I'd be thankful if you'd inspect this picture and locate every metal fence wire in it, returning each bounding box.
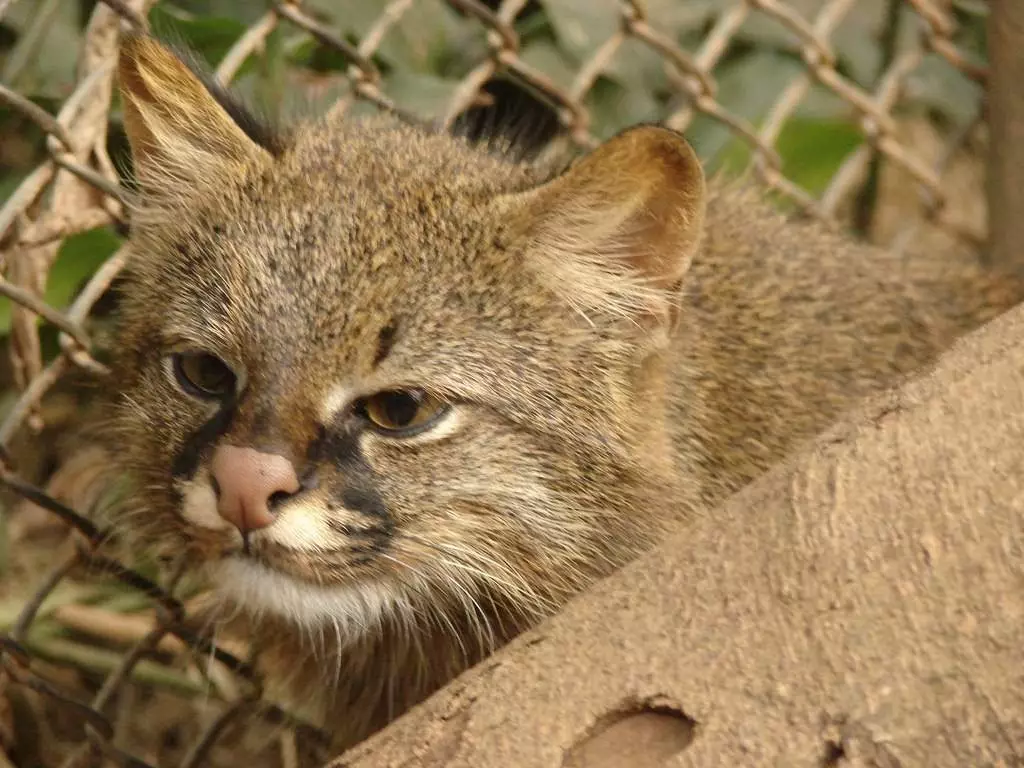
[0,0,992,765]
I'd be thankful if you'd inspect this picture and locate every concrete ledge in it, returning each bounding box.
[330,304,1024,767]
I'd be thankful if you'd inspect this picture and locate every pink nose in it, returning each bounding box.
[210,445,300,533]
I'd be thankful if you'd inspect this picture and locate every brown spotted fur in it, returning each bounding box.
[104,36,1022,753]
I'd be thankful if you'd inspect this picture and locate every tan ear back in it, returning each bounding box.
[506,125,707,327]
[118,35,268,189]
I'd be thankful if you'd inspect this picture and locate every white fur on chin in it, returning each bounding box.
[211,557,410,636]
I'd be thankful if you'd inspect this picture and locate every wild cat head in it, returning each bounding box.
[110,36,706,640]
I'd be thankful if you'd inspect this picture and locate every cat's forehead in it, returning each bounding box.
[168,210,492,355]
[201,122,526,273]
[157,194,518,375]
[283,117,534,190]
[141,120,549,387]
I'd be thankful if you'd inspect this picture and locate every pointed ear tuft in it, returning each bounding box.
[118,35,273,191]
[505,125,706,328]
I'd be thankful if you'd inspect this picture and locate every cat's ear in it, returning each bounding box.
[502,125,706,329]
[118,35,277,192]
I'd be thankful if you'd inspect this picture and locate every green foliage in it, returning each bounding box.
[778,119,864,194]
[149,5,252,68]
[0,227,122,334]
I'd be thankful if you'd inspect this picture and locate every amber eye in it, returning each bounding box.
[171,352,236,399]
[359,389,448,435]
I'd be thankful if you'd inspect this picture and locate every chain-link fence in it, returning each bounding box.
[0,0,1000,765]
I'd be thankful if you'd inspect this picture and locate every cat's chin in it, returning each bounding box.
[209,556,407,635]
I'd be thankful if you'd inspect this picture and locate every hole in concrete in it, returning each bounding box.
[821,740,846,767]
[562,700,696,768]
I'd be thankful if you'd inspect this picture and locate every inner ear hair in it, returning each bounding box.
[188,62,286,158]
[126,33,286,157]
[502,124,708,329]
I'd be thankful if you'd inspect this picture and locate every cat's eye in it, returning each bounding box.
[359,389,448,435]
[171,351,236,399]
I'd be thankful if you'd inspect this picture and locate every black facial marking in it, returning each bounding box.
[305,424,328,463]
[347,521,395,555]
[326,518,354,537]
[267,490,293,510]
[349,537,391,556]
[339,486,388,521]
[373,321,398,367]
[250,405,272,438]
[326,518,392,541]
[298,464,319,492]
[324,517,394,560]
[308,424,362,467]
[171,399,236,479]
[308,423,392,527]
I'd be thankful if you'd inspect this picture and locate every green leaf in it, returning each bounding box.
[518,40,577,91]
[306,0,468,74]
[716,117,863,197]
[730,0,823,51]
[273,68,352,119]
[952,2,988,59]
[165,0,269,26]
[0,170,29,203]
[605,37,671,96]
[831,2,921,88]
[3,0,81,98]
[776,118,863,194]
[46,228,122,313]
[686,50,806,164]
[586,77,662,141]
[904,54,983,125]
[644,0,718,33]
[148,5,251,70]
[0,227,122,335]
[830,22,882,87]
[537,1,673,94]
[384,70,463,120]
[300,0,383,34]
[539,0,618,63]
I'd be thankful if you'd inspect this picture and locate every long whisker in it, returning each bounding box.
[399,532,554,615]
[377,549,477,658]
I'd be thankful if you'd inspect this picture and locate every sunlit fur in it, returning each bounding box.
[105,36,1024,753]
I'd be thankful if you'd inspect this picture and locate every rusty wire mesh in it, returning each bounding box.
[0,0,991,765]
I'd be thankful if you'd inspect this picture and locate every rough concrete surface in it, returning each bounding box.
[329,303,1024,768]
